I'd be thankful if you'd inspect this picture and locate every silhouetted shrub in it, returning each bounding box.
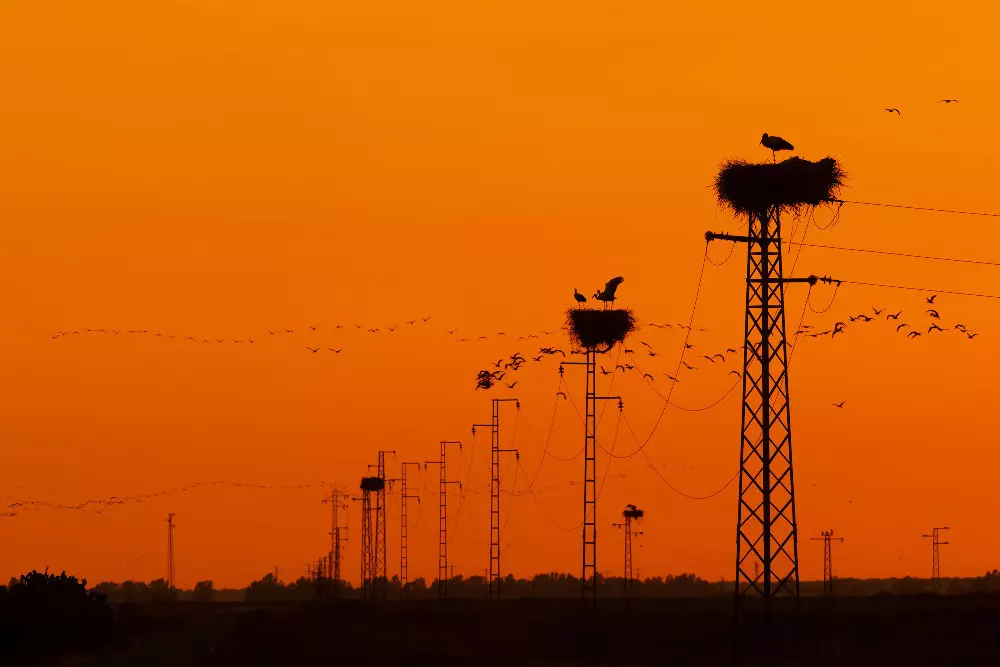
[566,308,635,351]
[715,156,844,216]
[0,570,113,659]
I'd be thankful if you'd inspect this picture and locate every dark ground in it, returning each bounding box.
[52,595,1000,666]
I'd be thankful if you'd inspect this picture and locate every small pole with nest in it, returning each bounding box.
[612,504,645,596]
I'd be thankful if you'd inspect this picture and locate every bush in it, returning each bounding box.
[193,580,214,602]
[0,570,113,659]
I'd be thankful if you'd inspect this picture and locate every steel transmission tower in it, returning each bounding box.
[612,504,644,596]
[166,513,176,589]
[323,490,349,597]
[425,441,462,599]
[399,461,421,598]
[355,487,375,601]
[373,450,396,601]
[560,355,622,605]
[473,398,519,600]
[707,217,830,613]
[922,526,950,593]
[810,529,844,596]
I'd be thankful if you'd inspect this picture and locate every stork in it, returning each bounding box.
[760,133,794,162]
[573,288,587,308]
[593,276,625,309]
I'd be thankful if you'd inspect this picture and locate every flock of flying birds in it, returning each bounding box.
[883,99,960,115]
[800,294,978,343]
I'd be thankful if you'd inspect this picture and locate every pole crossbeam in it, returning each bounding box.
[474,398,519,600]
[560,353,622,606]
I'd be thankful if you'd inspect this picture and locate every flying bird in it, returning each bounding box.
[642,373,655,382]
[884,108,900,115]
[872,307,884,315]
[928,324,945,333]
[907,331,922,339]
[306,346,320,353]
[329,348,344,353]
[640,341,651,348]
[505,381,518,389]
[886,311,902,320]
[556,391,567,400]
[832,401,846,408]
[600,366,610,375]
[966,332,979,339]
[927,309,940,319]
[446,329,458,334]
[728,370,741,378]
[926,295,937,304]
[896,323,909,332]
[308,325,317,331]
[422,316,432,322]
[938,99,959,104]
[388,325,398,332]
[760,133,794,161]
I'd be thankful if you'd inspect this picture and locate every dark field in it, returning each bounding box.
[56,596,1000,666]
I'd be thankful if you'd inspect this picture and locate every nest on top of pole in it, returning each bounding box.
[714,156,844,216]
[360,476,385,492]
[623,504,644,520]
[566,308,635,352]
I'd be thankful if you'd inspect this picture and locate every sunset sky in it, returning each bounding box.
[2,0,1000,589]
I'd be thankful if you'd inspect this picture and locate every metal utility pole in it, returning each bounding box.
[354,489,375,601]
[425,441,462,599]
[560,358,622,605]
[612,504,644,596]
[473,398,519,600]
[399,461,421,598]
[166,513,176,589]
[706,223,833,615]
[810,529,844,596]
[373,450,396,601]
[922,526,950,593]
[323,490,349,597]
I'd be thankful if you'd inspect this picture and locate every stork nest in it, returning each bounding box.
[360,476,385,492]
[566,308,635,351]
[623,506,644,520]
[714,156,844,216]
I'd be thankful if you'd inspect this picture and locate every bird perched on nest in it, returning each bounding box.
[760,133,794,162]
[593,276,625,309]
[573,289,587,307]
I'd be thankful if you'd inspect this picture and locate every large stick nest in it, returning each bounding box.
[360,476,385,492]
[566,308,636,351]
[715,156,844,216]
[623,504,644,520]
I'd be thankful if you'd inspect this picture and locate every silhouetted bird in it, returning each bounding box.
[642,373,654,382]
[329,348,344,353]
[574,289,587,306]
[702,355,715,363]
[927,309,940,319]
[285,329,294,333]
[938,99,959,104]
[928,323,945,333]
[833,401,846,408]
[422,316,432,322]
[872,307,884,315]
[306,346,320,353]
[665,374,679,382]
[896,323,909,332]
[389,325,398,332]
[954,323,967,332]
[907,331,922,339]
[556,391,567,400]
[728,370,741,378]
[532,355,544,362]
[406,320,416,325]
[760,133,794,161]
[616,365,626,371]
[267,330,275,335]
[640,341,651,348]
[600,366,610,375]
[648,351,658,357]
[593,276,625,308]
[885,108,900,115]
[684,343,694,349]
[713,353,726,362]
[682,362,696,370]
[624,348,635,354]
[966,332,979,339]
[308,325,317,331]
[887,311,902,320]
[506,381,518,389]
[926,295,937,304]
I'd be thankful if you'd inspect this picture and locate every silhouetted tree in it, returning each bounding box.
[193,580,214,602]
[0,570,113,659]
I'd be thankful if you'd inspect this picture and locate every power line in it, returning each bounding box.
[835,198,1000,218]
[839,280,1000,300]
[789,241,1000,268]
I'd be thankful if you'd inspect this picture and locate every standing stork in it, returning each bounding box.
[594,276,625,309]
[573,289,587,308]
[760,133,794,162]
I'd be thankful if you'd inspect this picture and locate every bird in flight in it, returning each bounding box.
[640,341,651,348]
[832,401,846,408]
[616,365,626,372]
[505,381,518,389]
[886,311,902,320]
[938,99,959,104]
[556,392,567,400]
[306,346,320,353]
[329,348,344,353]
[702,355,715,364]
[665,374,679,382]
[954,324,967,332]
[928,323,945,333]
[684,343,694,350]
[907,331,922,339]
[681,362,696,370]
[285,329,294,334]
[493,359,504,368]
[406,320,416,325]
[760,133,794,161]
[308,325,317,331]
[368,328,380,333]
[600,366,610,375]
[926,295,937,304]
[642,373,655,382]
[422,316,432,322]
[648,351,658,357]
[624,348,634,354]
[728,370,741,378]
[446,329,458,334]
[927,309,940,319]
[966,332,979,339]
[896,323,909,332]
[388,325,398,332]
[884,108,900,115]
[532,355,544,362]
[871,307,885,316]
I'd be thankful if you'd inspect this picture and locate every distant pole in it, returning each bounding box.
[400,461,421,598]
[474,398,519,601]
[560,358,622,606]
[612,505,644,596]
[375,450,396,601]
[323,490,349,598]
[922,526,950,593]
[166,513,176,589]
[810,529,844,596]
[274,565,278,582]
[354,492,373,601]
[425,441,462,600]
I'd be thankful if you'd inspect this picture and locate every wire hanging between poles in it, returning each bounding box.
[838,280,1000,300]
[835,198,1000,218]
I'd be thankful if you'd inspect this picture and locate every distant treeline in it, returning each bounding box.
[89,569,1000,602]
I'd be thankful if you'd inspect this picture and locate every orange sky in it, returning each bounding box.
[2,0,1000,589]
